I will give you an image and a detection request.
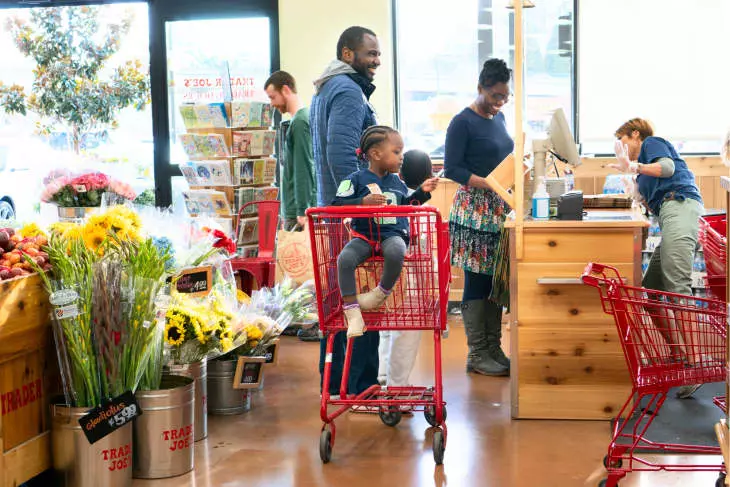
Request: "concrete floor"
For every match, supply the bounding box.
[133,322,725,487]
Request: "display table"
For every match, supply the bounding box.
[505,209,648,420]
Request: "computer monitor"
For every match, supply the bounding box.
[532,107,581,182]
[549,108,581,167]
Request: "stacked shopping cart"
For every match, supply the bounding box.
[700,214,727,301]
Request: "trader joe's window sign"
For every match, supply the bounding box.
[180,76,259,101]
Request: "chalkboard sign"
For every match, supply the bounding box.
[78,391,142,445]
[233,357,265,390]
[173,266,212,297]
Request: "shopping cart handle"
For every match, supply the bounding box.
[581,262,622,288]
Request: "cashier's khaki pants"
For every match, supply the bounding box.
[642,198,703,295]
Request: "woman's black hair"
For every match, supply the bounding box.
[478,58,511,89]
[357,125,399,160]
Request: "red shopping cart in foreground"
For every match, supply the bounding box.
[582,263,726,487]
[307,206,450,465]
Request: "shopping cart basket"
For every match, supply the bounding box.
[700,214,727,302]
[307,205,450,465]
[582,263,726,487]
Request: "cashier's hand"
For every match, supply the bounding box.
[609,140,632,172]
[362,194,387,206]
[420,177,440,193]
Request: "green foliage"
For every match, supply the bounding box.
[0,6,150,152]
[133,189,156,207]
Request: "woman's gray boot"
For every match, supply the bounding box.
[461,300,509,376]
[484,299,510,370]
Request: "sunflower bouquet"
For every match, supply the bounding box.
[162,293,246,364]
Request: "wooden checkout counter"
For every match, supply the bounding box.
[429,155,728,421]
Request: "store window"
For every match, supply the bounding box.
[0,2,152,220]
[165,17,272,165]
[394,0,574,159]
[578,0,730,155]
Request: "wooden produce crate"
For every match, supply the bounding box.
[0,273,54,487]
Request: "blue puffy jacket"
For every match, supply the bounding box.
[310,60,377,206]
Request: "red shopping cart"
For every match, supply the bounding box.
[307,205,450,465]
[699,214,727,302]
[582,263,726,487]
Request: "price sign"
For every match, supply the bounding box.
[233,357,265,389]
[78,391,142,444]
[173,266,213,297]
[241,362,262,383]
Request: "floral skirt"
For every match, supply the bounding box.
[449,186,507,275]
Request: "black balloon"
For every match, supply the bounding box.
[400,149,433,190]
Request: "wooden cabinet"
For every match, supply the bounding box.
[508,217,646,420]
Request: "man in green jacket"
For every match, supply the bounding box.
[265,71,316,230]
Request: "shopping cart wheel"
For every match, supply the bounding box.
[424,405,448,427]
[602,455,623,469]
[433,429,445,465]
[716,473,726,487]
[319,428,333,464]
[379,407,402,427]
[598,479,617,487]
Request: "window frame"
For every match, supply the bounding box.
[0,0,280,207]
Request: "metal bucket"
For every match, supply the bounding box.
[208,358,252,415]
[166,359,207,441]
[133,375,194,479]
[52,404,133,487]
[57,207,93,222]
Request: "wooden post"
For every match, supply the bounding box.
[513,0,525,259]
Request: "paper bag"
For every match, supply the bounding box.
[275,226,314,285]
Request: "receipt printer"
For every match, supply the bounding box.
[557,191,584,220]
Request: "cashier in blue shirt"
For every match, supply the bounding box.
[611,117,704,399]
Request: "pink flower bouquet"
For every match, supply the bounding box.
[41,171,137,207]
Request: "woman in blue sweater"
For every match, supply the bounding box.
[444,59,514,377]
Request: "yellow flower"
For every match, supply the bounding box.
[219,328,233,341]
[19,223,45,238]
[49,221,81,238]
[220,337,234,352]
[82,226,107,252]
[164,322,185,346]
[237,290,251,304]
[86,214,112,231]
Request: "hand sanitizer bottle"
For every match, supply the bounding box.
[532,177,550,219]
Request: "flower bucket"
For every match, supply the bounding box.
[165,360,207,441]
[133,375,195,479]
[51,404,133,487]
[232,356,266,390]
[208,358,252,415]
[57,207,95,222]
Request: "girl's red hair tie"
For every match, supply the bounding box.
[355,148,363,157]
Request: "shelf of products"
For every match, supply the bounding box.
[177,101,280,250]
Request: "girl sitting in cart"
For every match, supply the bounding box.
[334,125,439,338]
